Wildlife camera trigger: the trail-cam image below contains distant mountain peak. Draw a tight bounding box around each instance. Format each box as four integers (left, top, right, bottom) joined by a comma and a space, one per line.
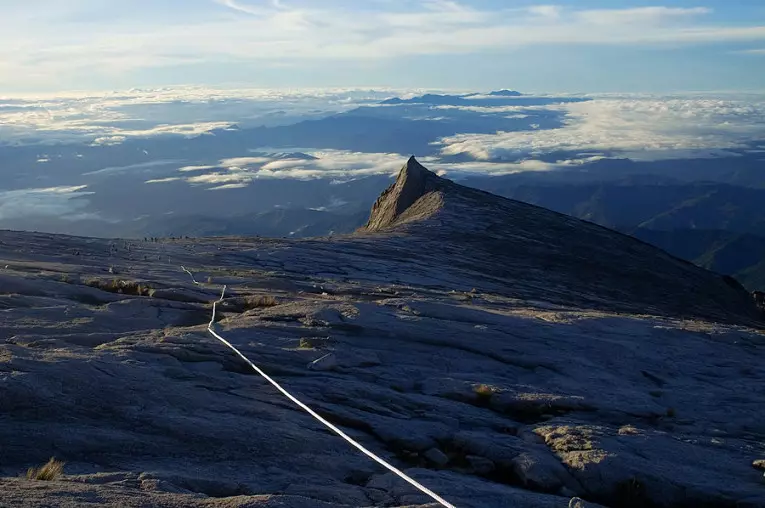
361, 158, 762, 325
364, 156, 446, 231
487, 89, 522, 97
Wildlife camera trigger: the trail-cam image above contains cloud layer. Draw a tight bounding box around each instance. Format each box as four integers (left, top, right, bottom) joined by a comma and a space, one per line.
151, 150, 409, 186
0, 185, 94, 220
439, 95, 765, 162
142, 149, 604, 189
0, 87, 410, 145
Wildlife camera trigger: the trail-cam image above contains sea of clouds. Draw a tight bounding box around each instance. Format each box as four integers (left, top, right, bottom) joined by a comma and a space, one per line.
0, 87, 421, 145
440, 94, 765, 163
2, 88, 765, 203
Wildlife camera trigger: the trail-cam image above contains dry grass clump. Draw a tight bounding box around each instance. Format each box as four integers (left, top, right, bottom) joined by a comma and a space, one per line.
243, 295, 278, 310
86, 278, 153, 297
474, 383, 498, 401
26, 458, 65, 481
618, 425, 641, 436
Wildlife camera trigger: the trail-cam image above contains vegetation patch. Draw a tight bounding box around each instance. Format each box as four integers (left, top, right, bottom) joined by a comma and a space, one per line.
242, 295, 278, 310
299, 338, 316, 349
474, 383, 499, 403
26, 458, 65, 481
86, 278, 153, 297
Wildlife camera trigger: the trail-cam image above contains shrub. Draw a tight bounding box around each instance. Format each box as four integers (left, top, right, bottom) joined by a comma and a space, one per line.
26, 458, 65, 481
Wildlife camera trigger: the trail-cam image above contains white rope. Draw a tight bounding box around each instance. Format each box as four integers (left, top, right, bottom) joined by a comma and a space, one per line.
181, 266, 200, 285
187, 267, 455, 508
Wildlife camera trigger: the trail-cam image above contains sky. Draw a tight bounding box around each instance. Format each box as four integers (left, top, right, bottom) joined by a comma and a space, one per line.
1, 1, 764, 94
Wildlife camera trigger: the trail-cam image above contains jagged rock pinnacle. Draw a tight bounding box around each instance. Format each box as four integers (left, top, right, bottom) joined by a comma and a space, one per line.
364, 156, 444, 231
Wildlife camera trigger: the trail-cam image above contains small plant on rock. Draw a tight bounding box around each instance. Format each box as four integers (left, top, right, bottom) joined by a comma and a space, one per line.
474, 384, 498, 402
26, 458, 65, 481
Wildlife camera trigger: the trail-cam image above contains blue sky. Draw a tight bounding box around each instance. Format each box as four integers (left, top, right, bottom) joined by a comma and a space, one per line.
1, 0, 764, 94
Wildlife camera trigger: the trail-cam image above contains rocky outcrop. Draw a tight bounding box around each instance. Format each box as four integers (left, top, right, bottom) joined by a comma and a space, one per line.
1, 160, 764, 507
362, 158, 763, 326
364, 156, 446, 231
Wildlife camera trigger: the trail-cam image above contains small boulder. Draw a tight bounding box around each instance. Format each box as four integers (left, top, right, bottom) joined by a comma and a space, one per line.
466, 455, 495, 475
423, 448, 449, 467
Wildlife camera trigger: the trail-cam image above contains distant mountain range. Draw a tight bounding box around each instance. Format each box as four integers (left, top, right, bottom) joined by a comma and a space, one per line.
379, 91, 584, 107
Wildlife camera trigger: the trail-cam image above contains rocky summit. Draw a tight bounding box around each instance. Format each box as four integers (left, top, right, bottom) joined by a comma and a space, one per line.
1, 158, 764, 508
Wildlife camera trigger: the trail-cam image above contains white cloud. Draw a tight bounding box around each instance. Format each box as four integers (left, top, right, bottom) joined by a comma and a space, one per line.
0, 87, 412, 145
178, 165, 218, 172
163, 147, 600, 184
439, 96, 765, 162
739, 48, 765, 55
208, 183, 251, 190
576, 7, 711, 26
172, 150, 406, 187
83, 160, 185, 176
527, 5, 562, 19
145, 177, 183, 184
0, 2, 763, 88
219, 157, 273, 168
92, 136, 127, 146
0, 185, 93, 220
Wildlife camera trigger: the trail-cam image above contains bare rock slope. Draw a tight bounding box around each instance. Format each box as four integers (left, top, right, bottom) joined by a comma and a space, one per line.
1, 158, 764, 508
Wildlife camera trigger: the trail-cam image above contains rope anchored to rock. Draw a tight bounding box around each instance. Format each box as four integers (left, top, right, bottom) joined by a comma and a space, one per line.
182, 267, 456, 508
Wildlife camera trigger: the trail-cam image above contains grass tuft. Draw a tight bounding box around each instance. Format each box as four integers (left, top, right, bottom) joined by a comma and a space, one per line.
26, 458, 65, 481
243, 295, 278, 310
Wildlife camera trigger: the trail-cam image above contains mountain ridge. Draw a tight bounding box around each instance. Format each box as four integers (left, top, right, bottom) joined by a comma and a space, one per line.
359, 157, 762, 325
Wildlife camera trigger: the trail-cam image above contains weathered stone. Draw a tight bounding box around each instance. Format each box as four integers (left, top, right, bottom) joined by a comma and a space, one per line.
423, 448, 449, 467
307, 353, 338, 371
466, 455, 495, 475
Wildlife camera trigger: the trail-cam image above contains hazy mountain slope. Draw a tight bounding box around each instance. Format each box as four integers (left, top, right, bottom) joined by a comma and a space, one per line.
478, 181, 765, 235
631, 229, 765, 290
462, 179, 765, 290
128, 208, 369, 239
1, 159, 763, 508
